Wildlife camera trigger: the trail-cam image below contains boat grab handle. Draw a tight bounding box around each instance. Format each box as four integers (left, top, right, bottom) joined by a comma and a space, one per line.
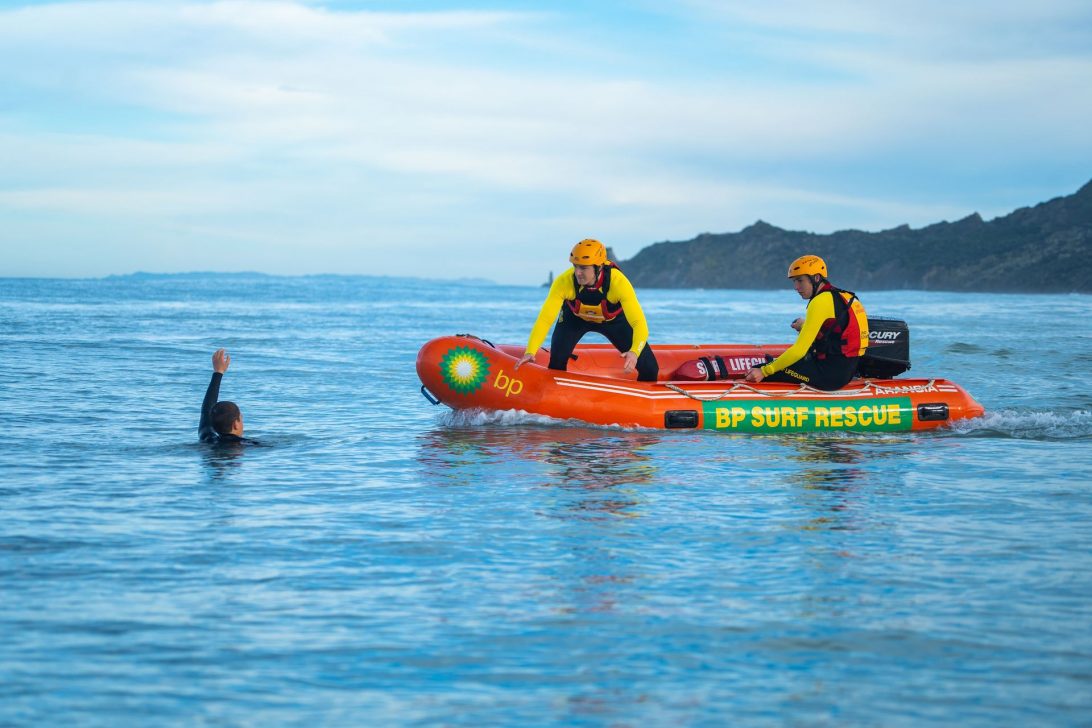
420, 385, 442, 405
455, 333, 495, 348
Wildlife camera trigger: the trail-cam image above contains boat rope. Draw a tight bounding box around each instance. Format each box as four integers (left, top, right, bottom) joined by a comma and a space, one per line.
455, 333, 495, 348
663, 378, 937, 402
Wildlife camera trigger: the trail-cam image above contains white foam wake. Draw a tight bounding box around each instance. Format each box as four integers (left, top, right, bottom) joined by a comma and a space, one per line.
949, 409, 1092, 440
440, 408, 569, 429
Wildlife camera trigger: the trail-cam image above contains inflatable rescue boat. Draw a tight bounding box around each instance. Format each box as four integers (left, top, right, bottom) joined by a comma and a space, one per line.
416, 331, 984, 434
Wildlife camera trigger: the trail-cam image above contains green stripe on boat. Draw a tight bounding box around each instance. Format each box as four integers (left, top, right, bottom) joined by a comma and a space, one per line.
703, 397, 914, 433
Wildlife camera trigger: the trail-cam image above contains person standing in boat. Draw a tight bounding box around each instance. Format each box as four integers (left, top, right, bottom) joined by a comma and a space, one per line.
743, 254, 869, 390
514, 238, 659, 382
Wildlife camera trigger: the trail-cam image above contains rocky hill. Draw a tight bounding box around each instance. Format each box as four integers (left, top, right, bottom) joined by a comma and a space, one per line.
618, 180, 1092, 292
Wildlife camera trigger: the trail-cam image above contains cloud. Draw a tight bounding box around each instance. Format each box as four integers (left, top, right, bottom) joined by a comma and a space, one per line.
682, 0, 1092, 60
1, 0, 1089, 279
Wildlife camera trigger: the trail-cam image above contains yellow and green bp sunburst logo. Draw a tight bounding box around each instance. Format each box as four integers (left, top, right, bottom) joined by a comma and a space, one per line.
439, 346, 491, 394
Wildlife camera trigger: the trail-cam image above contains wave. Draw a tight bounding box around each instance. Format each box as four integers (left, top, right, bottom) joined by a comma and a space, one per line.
946, 342, 987, 354
949, 409, 1092, 440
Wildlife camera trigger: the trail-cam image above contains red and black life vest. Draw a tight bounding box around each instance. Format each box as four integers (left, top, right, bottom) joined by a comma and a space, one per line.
567, 263, 624, 324
810, 283, 869, 360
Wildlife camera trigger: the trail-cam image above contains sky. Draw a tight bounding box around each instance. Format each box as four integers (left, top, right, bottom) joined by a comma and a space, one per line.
1, 0, 1090, 283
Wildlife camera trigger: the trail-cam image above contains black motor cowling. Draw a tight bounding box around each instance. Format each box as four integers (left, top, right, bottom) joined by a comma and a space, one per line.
857, 317, 911, 378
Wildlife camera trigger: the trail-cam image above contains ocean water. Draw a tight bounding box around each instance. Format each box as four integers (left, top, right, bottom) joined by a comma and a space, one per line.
1, 275, 1090, 726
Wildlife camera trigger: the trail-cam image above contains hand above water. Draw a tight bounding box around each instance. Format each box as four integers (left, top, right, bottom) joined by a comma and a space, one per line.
514, 352, 535, 370
212, 348, 231, 374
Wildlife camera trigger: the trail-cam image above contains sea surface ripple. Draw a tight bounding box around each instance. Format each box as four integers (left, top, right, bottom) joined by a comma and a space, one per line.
1, 276, 1090, 726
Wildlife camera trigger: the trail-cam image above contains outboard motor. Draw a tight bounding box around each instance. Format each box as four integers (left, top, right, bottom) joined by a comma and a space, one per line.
858, 317, 911, 378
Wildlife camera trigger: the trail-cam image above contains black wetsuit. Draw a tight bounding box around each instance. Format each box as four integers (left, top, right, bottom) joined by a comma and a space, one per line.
549, 307, 660, 382
199, 372, 250, 444
761, 353, 859, 391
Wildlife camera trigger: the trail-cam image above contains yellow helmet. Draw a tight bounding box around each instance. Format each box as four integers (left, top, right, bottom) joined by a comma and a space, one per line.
570, 238, 607, 266
787, 254, 827, 278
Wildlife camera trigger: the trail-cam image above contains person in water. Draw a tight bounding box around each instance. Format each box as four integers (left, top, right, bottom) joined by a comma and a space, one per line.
515, 238, 659, 381
744, 254, 869, 391
199, 348, 251, 443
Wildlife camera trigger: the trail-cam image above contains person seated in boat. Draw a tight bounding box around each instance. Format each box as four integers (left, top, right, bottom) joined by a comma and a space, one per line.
199, 348, 254, 444
743, 254, 868, 391
514, 238, 659, 382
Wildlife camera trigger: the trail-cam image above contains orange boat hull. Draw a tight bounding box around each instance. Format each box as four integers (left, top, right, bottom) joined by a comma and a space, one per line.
416, 335, 985, 433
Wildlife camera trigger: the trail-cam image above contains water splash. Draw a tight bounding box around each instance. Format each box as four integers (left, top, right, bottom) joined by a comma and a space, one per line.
949, 409, 1092, 440
441, 407, 569, 429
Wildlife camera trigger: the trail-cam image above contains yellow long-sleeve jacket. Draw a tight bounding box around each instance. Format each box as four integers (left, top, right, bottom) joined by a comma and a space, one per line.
761, 287, 868, 376
525, 266, 650, 356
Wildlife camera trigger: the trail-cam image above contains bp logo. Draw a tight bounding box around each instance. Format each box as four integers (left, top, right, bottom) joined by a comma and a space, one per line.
439, 346, 491, 394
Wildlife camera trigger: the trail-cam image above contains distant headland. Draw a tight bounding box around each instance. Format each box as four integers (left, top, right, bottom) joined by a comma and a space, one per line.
617, 179, 1092, 293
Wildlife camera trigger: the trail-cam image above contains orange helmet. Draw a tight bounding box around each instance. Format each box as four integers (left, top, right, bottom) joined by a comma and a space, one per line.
787, 254, 827, 278
570, 238, 607, 266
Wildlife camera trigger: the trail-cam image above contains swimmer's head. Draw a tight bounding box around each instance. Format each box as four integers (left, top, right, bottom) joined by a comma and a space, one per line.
211, 401, 242, 436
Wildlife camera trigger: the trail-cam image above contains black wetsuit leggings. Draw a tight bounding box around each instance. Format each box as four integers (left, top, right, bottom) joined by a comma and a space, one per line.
549, 309, 660, 382
763, 354, 858, 391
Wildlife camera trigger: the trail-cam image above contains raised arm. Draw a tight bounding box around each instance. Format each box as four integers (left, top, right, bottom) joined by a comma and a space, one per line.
198, 349, 230, 442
